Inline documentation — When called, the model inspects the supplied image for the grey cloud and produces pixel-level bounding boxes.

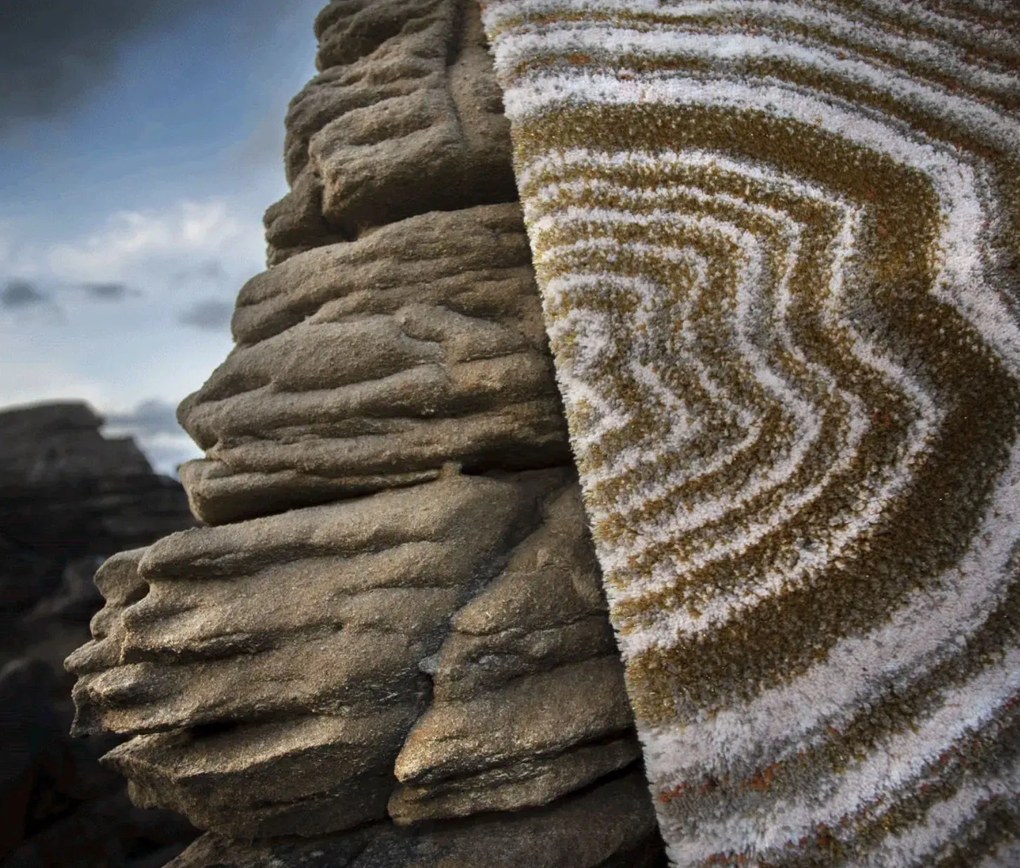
[0,0,301,133]
[0,1,203,130]
[104,399,182,439]
[177,299,233,332]
[82,281,138,301]
[171,260,227,284]
[235,108,287,169]
[2,279,50,309]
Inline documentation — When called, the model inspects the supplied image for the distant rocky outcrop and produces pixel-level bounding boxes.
[67,1,666,865]
[0,401,198,867]
[0,402,194,631]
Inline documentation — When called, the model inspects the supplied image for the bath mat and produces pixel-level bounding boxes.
[480,1,1020,863]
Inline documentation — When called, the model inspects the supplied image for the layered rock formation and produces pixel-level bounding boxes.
[68,1,664,865]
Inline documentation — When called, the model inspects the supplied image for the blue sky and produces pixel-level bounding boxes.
[0,0,325,472]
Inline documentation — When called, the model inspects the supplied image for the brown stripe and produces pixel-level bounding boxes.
[656,569,1020,831]
[515,104,1019,720]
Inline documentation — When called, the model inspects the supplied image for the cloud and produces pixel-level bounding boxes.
[104,398,181,438]
[139,437,201,479]
[0,0,311,136]
[0,356,111,410]
[81,281,137,301]
[0,1,205,132]
[47,199,262,285]
[171,260,227,284]
[178,299,233,332]
[1,279,49,309]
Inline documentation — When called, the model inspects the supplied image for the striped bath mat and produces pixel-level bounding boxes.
[481,1,1020,864]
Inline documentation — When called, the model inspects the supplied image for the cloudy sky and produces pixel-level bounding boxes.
[0,0,324,473]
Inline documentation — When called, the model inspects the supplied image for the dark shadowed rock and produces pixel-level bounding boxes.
[0,657,197,867]
[0,402,195,622]
[0,402,200,864]
[167,772,665,868]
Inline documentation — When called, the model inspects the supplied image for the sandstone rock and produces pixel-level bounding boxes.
[179,205,568,524]
[110,711,417,839]
[167,772,665,868]
[263,169,344,266]
[67,472,648,841]
[388,733,641,824]
[64,0,665,859]
[427,484,619,702]
[393,656,633,786]
[69,475,551,733]
[266,0,514,263]
[387,485,637,822]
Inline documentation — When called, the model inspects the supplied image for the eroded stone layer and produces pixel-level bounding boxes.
[167,772,663,868]
[265,0,515,263]
[68,473,644,839]
[66,0,663,861]
[178,204,568,524]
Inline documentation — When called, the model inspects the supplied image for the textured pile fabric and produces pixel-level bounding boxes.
[480,1,1020,864]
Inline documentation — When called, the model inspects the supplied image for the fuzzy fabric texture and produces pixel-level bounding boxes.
[479,1,1020,864]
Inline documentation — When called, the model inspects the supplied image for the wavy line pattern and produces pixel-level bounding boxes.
[481,1,1020,863]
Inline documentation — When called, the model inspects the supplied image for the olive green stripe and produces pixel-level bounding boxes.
[489,3,1020,65]
[698,701,1020,866]
[655,571,1020,830]
[510,103,1019,721]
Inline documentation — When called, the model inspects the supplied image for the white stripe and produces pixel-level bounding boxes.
[637,435,1020,783]
[529,173,865,524]
[483,0,1020,56]
[661,652,1020,862]
[493,26,1020,133]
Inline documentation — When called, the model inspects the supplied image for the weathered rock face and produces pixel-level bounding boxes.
[69,473,640,842]
[179,205,568,524]
[266,0,516,261]
[166,773,665,868]
[68,0,664,864]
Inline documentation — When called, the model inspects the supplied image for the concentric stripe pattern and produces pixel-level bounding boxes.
[480,1,1020,864]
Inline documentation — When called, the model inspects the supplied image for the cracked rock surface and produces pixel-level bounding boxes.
[68,0,664,864]
[68,473,642,842]
[179,204,568,525]
[266,0,516,261]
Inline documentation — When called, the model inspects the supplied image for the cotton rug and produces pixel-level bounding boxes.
[480,1,1020,864]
